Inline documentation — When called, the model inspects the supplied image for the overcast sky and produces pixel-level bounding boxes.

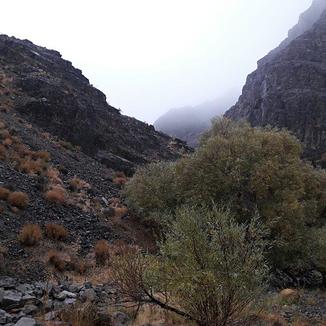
[1,0,312,123]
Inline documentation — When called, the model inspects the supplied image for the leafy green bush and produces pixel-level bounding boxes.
[124,161,178,224]
[112,205,268,326]
[125,118,326,271]
[175,118,326,270]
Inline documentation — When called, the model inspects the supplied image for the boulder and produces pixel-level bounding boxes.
[14,317,37,326]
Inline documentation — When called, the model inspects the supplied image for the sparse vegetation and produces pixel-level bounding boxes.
[45,185,67,204]
[8,191,29,209]
[0,187,10,200]
[69,176,91,191]
[47,250,66,271]
[18,224,42,246]
[59,302,111,326]
[45,223,69,241]
[112,205,268,326]
[113,172,128,186]
[95,240,110,265]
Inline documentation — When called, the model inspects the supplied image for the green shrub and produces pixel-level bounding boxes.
[124,161,178,223]
[112,205,268,326]
[125,118,326,271]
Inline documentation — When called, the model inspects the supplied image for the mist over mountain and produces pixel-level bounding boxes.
[226,0,326,164]
[154,91,238,147]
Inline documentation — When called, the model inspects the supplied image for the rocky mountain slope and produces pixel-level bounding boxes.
[225,0,326,163]
[0,35,189,174]
[154,92,237,147]
[0,35,191,282]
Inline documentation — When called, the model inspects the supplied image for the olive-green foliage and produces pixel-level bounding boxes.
[112,206,268,326]
[124,161,177,222]
[175,119,326,270]
[125,118,326,270]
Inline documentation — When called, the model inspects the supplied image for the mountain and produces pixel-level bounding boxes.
[154,92,238,147]
[225,0,326,164]
[0,35,191,280]
[0,35,189,174]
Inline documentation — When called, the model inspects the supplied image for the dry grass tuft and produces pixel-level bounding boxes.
[2,137,13,146]
[33,150,51,161]
[113,177,127,186]
[18,224,42,246]
[70,257,89,275]
[95,240,110,265]
[45,168,62,185]
[0,144,6,159]
[69,176,91,191]
[45,223,69,241]
[8,191,29,209]
[45,186,67,204]
[18,158,44,175]
[0,187,10,200]
[47,250,66,272]
[114,206,128,218]
[59,302,111,326]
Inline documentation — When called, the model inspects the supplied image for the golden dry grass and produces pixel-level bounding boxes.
[45,186,67,204]
[0,187,10,200]
[8,191,29,208]
[45,223,69,241]
[18,224,42,246]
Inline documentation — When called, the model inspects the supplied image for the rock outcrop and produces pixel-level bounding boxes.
[0,35,189,173]
[225,0,326,163]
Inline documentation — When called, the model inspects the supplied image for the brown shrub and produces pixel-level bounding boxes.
[113,177,127,186]
[45,168,62,185]
[95,240,110,265]
[18,159,44,175]
[2,137,12,146]
[14,144,31,157]
[114,206,128,218]
[0,129,10,139]
[115,171,126,178]
[45,223,69,241]
[70,257,88,275]
[18,224,42,246]
[8,192,29,209]
[59,302,110,326]
[0,144,6,159]
[0,187,10,200]
[33,150,51,161]
[47,250,66,272]
[69,176,91,191]
[45,186,66,204]
[109,197,121,208]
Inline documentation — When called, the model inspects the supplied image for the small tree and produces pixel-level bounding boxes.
[112,205,268,326]
[124,161,178,225]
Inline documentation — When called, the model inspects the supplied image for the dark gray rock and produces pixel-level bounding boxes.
[225,1,326,163]
[0,279,16,290]
[14,317,37,326]
[1,291,22,310]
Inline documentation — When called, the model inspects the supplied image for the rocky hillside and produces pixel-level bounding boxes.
[0,35,189,174]
[154,93,237,147]
[225,0,326,163]
[0,35,191,282]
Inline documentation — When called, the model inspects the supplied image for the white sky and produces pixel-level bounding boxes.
[0,0,312,123]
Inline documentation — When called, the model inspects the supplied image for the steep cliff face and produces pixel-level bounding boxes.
[0,35,189,172]
[225,0,326,162]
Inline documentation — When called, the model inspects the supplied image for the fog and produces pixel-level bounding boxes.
[0,0,312,123]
